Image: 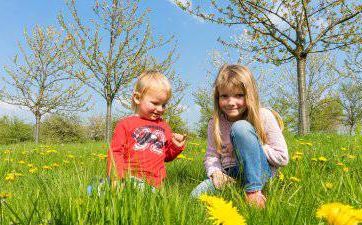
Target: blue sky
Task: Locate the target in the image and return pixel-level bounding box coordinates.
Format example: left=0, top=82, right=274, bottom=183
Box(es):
left=0, top=0, right=235, bottom=128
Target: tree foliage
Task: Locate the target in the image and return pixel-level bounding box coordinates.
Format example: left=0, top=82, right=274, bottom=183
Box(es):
left=0, top=26, right=89, bottom=143
left=58, top=0, right=176, bottom=142
left=177, top=0, right=362, bottom=134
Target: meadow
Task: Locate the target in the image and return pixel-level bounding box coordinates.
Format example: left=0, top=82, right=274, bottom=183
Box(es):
left=0, top=133, right=361, bottom=225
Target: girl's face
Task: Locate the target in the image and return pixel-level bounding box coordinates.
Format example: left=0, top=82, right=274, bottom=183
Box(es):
left=218, top=86, right=246, bottom=122
left=134, top=87, right=168, bottom=120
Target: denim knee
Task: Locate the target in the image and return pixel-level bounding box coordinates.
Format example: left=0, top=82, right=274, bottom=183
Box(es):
left=231, top=120, right=255, bottom=138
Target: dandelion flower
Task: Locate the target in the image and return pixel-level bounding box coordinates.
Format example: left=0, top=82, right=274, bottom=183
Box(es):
left=177, top=154, right=187, bottom=159
left=316, top=202, right=362, bottom=225
left=318, top=156, right=328, bottom=162
left=324, top=182, right=333, bottom=190
left=292, top=155, right=302, bottom=161
left=343, top=167, right=349, bottom=172
left=289, top=177, right=301, bottom=183
left=42, top=165, right=52, bottom=170
left=311, top=157, right=318, bottom=161
left=18, top=160, right=26, bottom=164
left=336, top=162, right=344, bottom=166
left=199, top=194, right=247, bottom=225
left=0, top=192, right=12, bottom=199
left=278, top=171, right=285, bottom=181
left=340, top=147, right=347, bottom=151
left=29, top=168, right=38, bottom=173
left=347, top=154, right=356, bottom=159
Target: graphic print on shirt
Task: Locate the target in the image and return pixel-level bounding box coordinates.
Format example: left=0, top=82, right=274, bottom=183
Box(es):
left=132, top=125, right=166, bottom=155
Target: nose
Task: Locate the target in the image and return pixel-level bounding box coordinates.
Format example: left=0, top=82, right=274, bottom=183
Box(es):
left=156, top=105, right=164, bottom=112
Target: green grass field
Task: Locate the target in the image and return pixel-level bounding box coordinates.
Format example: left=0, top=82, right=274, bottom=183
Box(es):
left=0, top=133, right=361, bottom=224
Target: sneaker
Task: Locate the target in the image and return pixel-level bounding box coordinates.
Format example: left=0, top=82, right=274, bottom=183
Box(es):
left=245, top=190, right=266, bottom=208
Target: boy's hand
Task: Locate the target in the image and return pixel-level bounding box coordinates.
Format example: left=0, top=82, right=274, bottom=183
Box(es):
left=172, top=133, right=187, bottom=148
left=211, top=171, right=235, bottom=189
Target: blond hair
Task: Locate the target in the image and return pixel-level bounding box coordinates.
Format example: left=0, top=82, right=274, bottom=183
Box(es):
left=131, top=70, right=172, bottom=112
left=212, top=64, right=267, bottom=153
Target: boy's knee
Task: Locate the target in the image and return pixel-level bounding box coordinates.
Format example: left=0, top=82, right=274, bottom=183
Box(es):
left=231, top=120, right=254, bottom=137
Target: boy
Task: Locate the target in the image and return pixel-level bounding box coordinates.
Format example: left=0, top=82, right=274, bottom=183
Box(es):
left=107, top=70, right=186, bottom=188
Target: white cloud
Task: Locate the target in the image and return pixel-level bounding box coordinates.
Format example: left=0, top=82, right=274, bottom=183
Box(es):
left=0, top=102, right=20, bottom=111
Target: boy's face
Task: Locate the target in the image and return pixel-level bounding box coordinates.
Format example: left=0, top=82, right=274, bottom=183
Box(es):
left=134, top=88, right=169, bottom=121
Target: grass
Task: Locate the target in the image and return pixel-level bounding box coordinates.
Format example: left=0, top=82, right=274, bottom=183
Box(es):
left=0, top=133, right=361, bottom=224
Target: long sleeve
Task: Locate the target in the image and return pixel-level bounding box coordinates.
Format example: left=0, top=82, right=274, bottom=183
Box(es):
left=107, top=121, right=127, bottom=179
left=204, top=120, right=223, bottom=177
left=261, top=108, right=289, bottom=167
left=164, top=140, right=184, bottom=162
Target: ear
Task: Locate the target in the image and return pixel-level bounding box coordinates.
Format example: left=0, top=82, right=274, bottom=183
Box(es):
left=133, top=92, right=141, bottom=105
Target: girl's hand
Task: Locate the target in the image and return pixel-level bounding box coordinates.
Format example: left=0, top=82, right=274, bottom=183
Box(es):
left=172, top=133, right=187, bottom=148
left=211, top=171, right=235, bottom=189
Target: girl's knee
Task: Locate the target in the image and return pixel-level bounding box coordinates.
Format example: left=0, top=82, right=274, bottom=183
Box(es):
left=231, top=120, right=254, bottom=137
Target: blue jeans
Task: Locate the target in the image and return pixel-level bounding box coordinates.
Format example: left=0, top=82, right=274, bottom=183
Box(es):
left=191, top=120, right=271, bottom=198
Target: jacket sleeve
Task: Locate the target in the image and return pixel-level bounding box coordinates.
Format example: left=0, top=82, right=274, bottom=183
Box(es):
left=261, top=108, right=289, bottom=167
left=204, top=120, right=223, bottom=177
left=164, top=125, right=184, bottom=162
left=107, top=121, right=127, bottom=179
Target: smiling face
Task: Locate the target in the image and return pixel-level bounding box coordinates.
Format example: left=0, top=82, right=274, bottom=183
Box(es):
left=134, top=87, right=169, bottom=121
left=218, top=85, right=246, bottom=122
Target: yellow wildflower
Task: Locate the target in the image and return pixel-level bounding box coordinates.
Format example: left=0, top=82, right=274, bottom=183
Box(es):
left=189, top=142, right=200, bottom=146
left=278, top=171, right=285, bottom=181
left=290, top=177, right=301, bottom=183
left=97, top=154, right=107, bottom=160
left=18, top=160, right=26, bottom=164
left=311, top=157, right=318, bottom=161
left=343, top=167, right=349, bottom=172
left=318, top=156, right=328, bottom=162
left=63, top=160, right=70, bottom=164
left=3, top=150, right=11, bottom=154
left=177, top=154, right=187, bottom=159
left=42, top=166, right=52, bottom=170
left=5, top=172, right=23, bottom=182
left=29, top=167, right=38, bottom=174
left=199, top=195, right=247, bottom=225
left=324, top=182, right=333, bottom=190
left=347, top=154, right=356, bottom=159
left=292, top=154, right=302, bottom=161
left=0, top=192, right=12, bottom=199
left=316, top=202, right=362, bottom=225
left=336, top=162, right=344, bottom=166
left=67, top=154, right=75, bottom=159
left=46, top=149, right=58, bottom=154
left=51, top=163, right=60, bottom=167
left=201, top=149, right=206, bottom=153
left=340, top=147, right=347, bottom=151
left=295, top=151, right=303, bottom=156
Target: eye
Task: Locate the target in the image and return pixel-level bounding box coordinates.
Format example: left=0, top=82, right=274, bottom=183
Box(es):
left=220, top=94, right=228, bottom=99
left=236, top=93, right=245, bottom=98
left=162, top=103, right=167, bottom=108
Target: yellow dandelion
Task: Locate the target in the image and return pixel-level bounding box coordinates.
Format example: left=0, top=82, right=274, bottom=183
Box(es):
left=343, top=167, right=349, bottom=172
left=201, top=149, right=206, bottom=153
left=51, top=163, right=60, bottom=167
left=316, top=202, right=362, bottom=225
left=289, top=177, right=301, bottom=183
left=324, top=182, right=334, bottom=190
left=347, top=154, right=356, bottom=159
left=3, top=150, right=11, bottom=154
left=189, top=142, right=200, bottom=146
left=336, top=162, right=344, bottom=166
left=5, top=172, right=23, bottom=182
left=199, top=195, right=247, bottom=225
left=295, top=151, right=303, bottom=156
left=18, top=160, right=26, bottom=164
left=278, top=171, right=285, bottom=181
left=292, top=155, right=302, bottom=161
left=311, top=157, right=318, bottom=161
left=340, top=147, right=347, bottom=151
left=42, top=165, right=52, bottom=170
left=177, top=154, right=187, bottom=159
left=67, top=154, right=75, bottom=159
left=29, top=167, right=38, bottom=174
left=97, top=154, right=107, bottom=160
left=318, top=156, right=328, bottom=162
left=0, top=192, right=12, bottom=199
left=46, top=149, right=58, bottom=154
left=63, top=160, right=70, bottom=164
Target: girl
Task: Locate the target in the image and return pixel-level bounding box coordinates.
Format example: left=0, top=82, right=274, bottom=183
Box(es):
left=191, top=64, right=289, bottom=208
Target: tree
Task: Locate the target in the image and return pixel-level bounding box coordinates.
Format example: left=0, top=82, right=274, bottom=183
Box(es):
left=58, top=0, right=174, bottom=142
left=0, top=26, right=89, bottom=144
left=344, top=46, right=362, bottom=83
left=177, top=0, right=362, bottom=134
left=339, top=82, right=362, bottom=134
left=269, top=53, right=341, bottom=132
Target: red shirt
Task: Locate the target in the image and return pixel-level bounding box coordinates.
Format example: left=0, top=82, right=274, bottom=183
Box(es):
left=107, top=115, right=184, bottom=187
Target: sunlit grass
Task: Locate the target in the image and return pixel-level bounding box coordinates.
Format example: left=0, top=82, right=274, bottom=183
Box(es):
left=0, top=133, right=361, bottom=224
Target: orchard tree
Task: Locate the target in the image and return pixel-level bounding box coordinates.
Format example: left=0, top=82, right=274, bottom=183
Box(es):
left=177, top=0, right=362, bottom=134
left=0, top=26, right=89, bottom=144
left=269, top=53, right=341, bottom=131
left=59, top=0, right=175, bottom=142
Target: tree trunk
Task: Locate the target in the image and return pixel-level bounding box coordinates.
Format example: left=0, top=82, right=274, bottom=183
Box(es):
left=34, top=113, right=41, bottom=144
left=106, top=100, right=112, bottom=143
left=297, top=56, right=310, bottom=135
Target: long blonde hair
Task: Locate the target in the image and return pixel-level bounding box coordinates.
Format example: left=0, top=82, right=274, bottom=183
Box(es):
left=212, top=64, right=267, bottom=153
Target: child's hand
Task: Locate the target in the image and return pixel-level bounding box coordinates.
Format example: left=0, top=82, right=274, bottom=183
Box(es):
left=211, top=171, right=235, bottom=189
left=172, top=133, right=187, bottom=148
